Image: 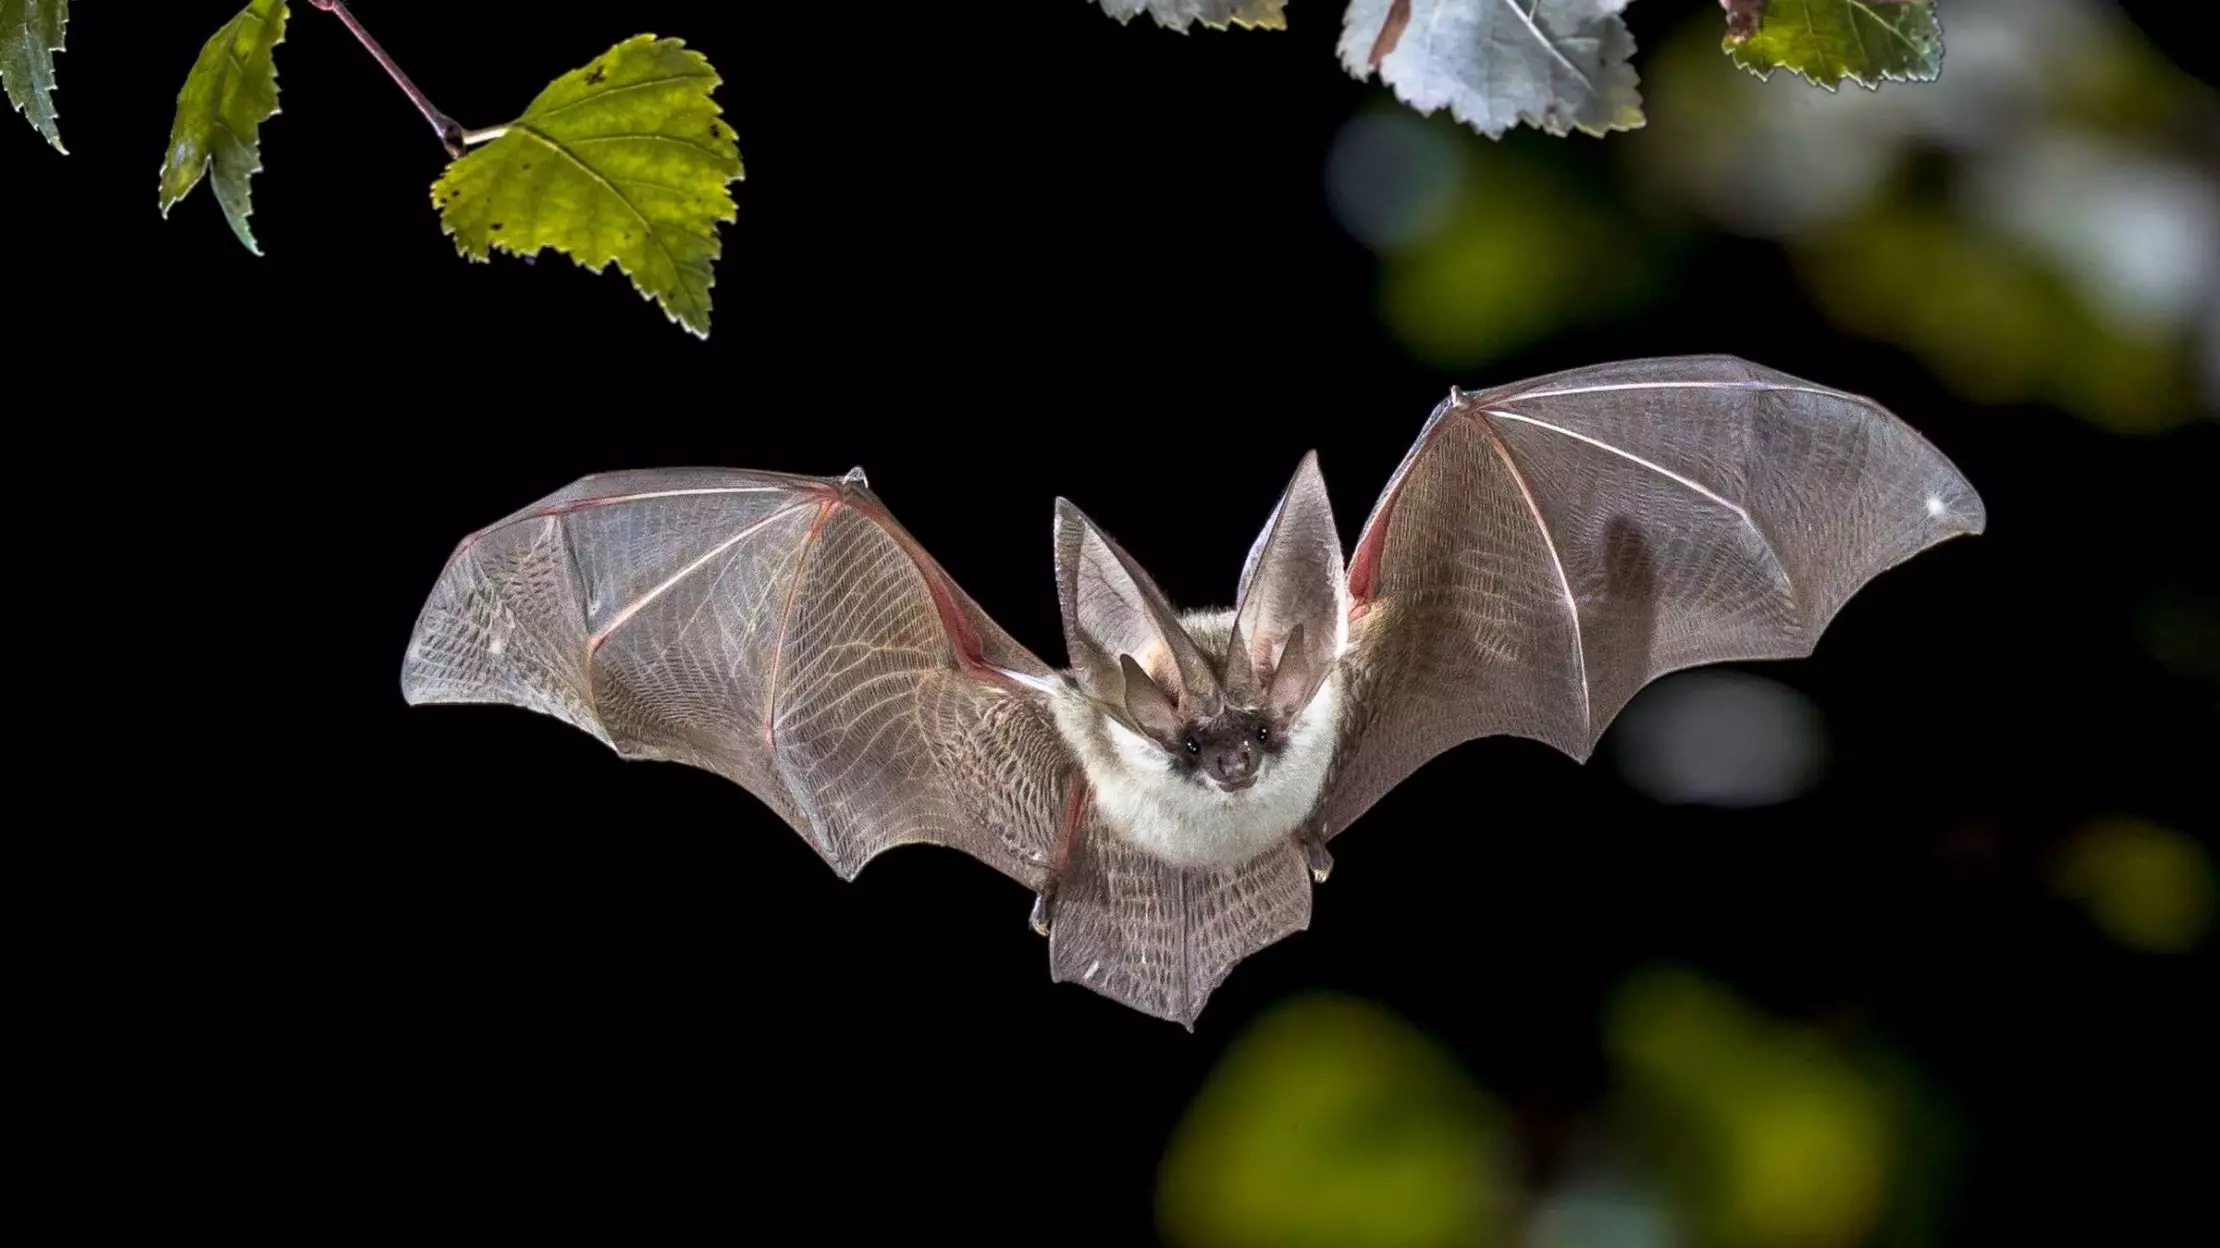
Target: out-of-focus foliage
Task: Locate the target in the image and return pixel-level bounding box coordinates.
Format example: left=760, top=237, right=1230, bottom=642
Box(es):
left=0, top=0, right=66, bottom=150
left=1165, top=979, right=1967, bottom=1248
left=1724, top=1, right=1945, bottom=91
left=1609, top=968, right=1908, bottom=1248
left=1610, top=671, right=1830, bottom=809
left=1158, top=994, right=1516, bottom=1248
left=2053, top=817, right=2216, bottom=954
left=1334, top=0, right=2218, bottom=434
left=1095, top=0, right=1287, bottom=30
left=1631, top=0, right=2220, bottom=434
left=1328, top=108, right=1663, bottom=365
left=432, top=35, right=744, bottom=339
left=1336, top=0, right=1645, bottom=140
left=158, top=0, right=290, bottom=255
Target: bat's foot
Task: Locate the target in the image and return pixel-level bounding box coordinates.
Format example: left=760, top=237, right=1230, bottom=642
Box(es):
left=1301, top=830, right=1333, bottom=884
left=1029, top=887, right=1056, bottom=937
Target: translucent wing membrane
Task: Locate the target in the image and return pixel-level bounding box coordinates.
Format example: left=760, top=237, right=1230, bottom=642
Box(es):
left=402, top=468, right=1069, bottom=885
left=1323, top=355, right=1983, bottom=839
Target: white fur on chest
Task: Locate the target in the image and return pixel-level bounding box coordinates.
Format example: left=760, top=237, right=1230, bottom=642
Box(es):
left=1049, top=670, right=1342, bottom=869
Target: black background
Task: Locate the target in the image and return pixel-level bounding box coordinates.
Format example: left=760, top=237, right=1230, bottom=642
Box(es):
left=64, top=2, right=2216, bottom=1244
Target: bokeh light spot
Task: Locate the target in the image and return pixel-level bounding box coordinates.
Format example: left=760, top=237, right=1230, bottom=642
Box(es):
left=1610, top=671, right=1829, bottom=808
left=1159, top=993, right=1515, bottom=1248
left=2053, top=817, right=2216, bottom=954
left=1326, top=110, right=1468, bottom=252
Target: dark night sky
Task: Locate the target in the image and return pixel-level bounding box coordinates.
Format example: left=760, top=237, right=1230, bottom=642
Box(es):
left=64, top=2, right=2216, bottom=1244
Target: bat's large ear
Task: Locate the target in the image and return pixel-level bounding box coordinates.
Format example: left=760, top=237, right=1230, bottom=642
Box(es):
left=1055, top=499, right=1221, bottom=716
left=1233, top=451, right=1347, bottom=720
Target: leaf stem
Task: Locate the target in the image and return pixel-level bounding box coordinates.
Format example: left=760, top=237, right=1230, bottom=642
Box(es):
left=308, top=1, right=468, bottom=157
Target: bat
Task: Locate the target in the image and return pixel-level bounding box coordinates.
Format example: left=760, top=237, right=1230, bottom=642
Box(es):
left=401, top=356, right=1984, bottom=1027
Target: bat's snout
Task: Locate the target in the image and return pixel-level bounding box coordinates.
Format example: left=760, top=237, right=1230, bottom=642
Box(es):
left=1210, top=741, right=1259, bottom=792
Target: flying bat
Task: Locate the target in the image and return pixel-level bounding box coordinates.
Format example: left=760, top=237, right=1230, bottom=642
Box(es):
left=401, top=356, right=1984, bottom=1026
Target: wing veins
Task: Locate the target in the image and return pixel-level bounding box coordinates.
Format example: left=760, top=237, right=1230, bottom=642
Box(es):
left=1483, top=407, right=1799, bottom=608
left=588, top=503, right=809, bottom=653
left=1469, top=411, right=1592, bottom=740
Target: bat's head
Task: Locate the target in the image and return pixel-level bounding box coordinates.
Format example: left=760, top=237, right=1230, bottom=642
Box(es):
left=1054, top=454, right=1348, bottom=794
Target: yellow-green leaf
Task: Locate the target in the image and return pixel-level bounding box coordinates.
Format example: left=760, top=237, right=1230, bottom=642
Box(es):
left=431, top=35, right=744, bottom=339
left=1725, top=0, right=1944, bottom=90
left=1, top=0, right=68, bottom=151
left=158, top=0, right=289, bottom=254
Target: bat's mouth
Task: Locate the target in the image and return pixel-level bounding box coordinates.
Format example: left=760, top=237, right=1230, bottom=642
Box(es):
left=1212, top=775, right=1258, bottom=794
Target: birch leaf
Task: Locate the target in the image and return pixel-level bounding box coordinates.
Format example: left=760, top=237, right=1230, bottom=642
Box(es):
left=1093, top=0, right=1286, bottom=30
left=157, top=0, right=289, bottom=254
left=2, top=0, right=67, bottom=151
left=430, top=34, right=744, bottom=339
left=1338, top=0, right=1644, bottom=139
left=1724, top=0, right=1944, bottom=90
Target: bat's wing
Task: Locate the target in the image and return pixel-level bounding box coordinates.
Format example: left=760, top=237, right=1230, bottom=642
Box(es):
left=1318, top=355, right=1985, bottom=839
left=402, top=467, right=1073, bottom=888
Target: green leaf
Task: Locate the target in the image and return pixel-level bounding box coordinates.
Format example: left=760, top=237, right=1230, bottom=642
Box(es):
left=1724, top=0, right=1944, bottom=90
left=1094, top=1, right=1285, bottom=31
left=431, top=35, right=744, bottom=339
left=158, top=0, right=289, bottom=254
left=1, top=0, right=68, bottom=151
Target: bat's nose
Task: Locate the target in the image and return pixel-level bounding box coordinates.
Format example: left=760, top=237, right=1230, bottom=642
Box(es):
left=1212, top=741, right=1257, bottom=785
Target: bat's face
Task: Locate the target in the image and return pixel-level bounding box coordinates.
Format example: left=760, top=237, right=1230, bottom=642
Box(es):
left=1131, top=688, right=1285, bottom=794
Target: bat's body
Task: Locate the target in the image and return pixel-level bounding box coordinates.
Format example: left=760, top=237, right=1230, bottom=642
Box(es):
left=1048, top=608, right=1346, bottom=870
left=403, top=357, right=1984, bottom=1026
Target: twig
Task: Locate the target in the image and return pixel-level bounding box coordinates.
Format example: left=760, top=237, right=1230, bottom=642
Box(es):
left=308, top=1, right=468, bottom=157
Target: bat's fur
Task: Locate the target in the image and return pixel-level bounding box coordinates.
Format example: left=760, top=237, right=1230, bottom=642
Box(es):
left=1049, top=608, right=1343, bottom=868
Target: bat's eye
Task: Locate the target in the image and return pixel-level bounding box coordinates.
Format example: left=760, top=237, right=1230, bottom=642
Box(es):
left=1255, top=725, right=1270, bottom=743
left=1184, top=737, right=1200, bottom=755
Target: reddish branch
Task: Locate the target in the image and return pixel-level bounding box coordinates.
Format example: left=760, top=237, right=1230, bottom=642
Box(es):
left=307, top=1, right=466, bottom=156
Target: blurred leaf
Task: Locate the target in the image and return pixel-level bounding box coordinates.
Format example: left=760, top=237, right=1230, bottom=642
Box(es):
left=1159, top=994, right=1514, bottom=1248
left=1379, top=147, right=1662, bottom=366
left=0, top=0, right=66, bottom=151
left=157, top=0, right=288, bottom=254
left=2054, top=818, right=2215, bottom=954
left=1724, top=1, right=1943, bottom=90
left=1797, top=204, right=2196, bottom=434
left=432, top=35, right=744, bottom=339
left=1338, top=0, right=1644, bottom=140
left=1095, top=0, right=1286, bottom=30
left=1610, top=968, right=1892, bottom=1248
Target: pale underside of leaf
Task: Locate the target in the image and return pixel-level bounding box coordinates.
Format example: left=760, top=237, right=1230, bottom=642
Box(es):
left=431, top=34, right=745, bottom=339
left=157, top=0, right=289, bottom=254
left=1337, top=0, right=1645, bottom=139
left=1724, top=0, right=1944, bottom=90
left=1093, top=0, right=1286, bottom=31
left=1, top=0, right=67, bottom=150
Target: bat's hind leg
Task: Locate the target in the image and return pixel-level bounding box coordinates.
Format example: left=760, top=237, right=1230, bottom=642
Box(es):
left=1030, top=771, right=1089, bottom=937
left=1300, top=826, right=1333, bottom=884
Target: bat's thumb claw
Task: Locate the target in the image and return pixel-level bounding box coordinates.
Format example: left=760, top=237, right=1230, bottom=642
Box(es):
left=1029, top=890, right=1054, bottom=937
left=840, top=465, right=869, bottom=489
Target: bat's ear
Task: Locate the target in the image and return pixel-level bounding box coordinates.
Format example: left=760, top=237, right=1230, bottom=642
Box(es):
left=1055, top=499, right=1221, bottom=714
left=1233, top=452, right=1346, bottom=715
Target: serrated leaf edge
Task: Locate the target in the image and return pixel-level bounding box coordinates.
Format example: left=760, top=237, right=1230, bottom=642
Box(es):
left=156, top=0, right=288, bottom=256
left=430, top=34, right=744, bottom=340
